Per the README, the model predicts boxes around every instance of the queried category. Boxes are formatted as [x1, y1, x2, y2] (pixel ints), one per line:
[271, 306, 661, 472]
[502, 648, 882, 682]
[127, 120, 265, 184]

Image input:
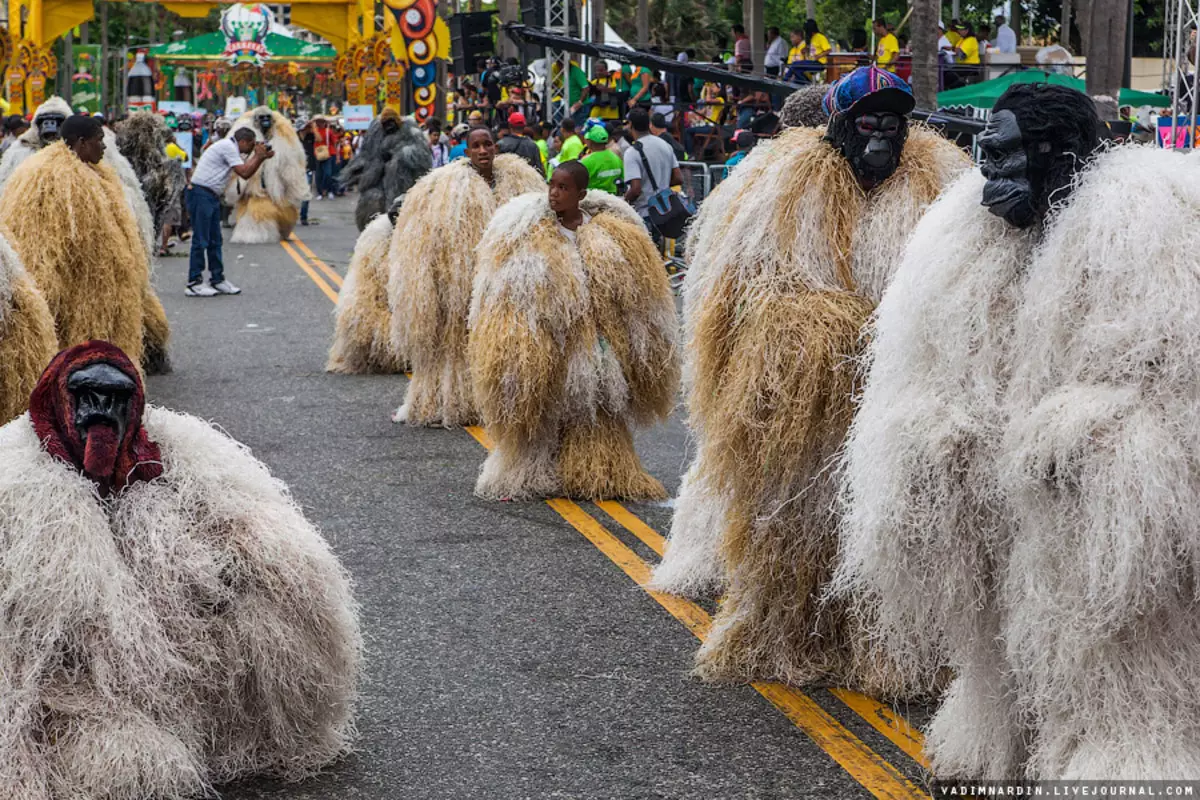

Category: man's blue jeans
[187, 186, 225, 285]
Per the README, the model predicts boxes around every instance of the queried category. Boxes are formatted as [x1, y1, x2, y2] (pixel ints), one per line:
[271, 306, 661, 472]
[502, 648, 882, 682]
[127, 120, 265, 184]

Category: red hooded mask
[30, 341, 163, 498]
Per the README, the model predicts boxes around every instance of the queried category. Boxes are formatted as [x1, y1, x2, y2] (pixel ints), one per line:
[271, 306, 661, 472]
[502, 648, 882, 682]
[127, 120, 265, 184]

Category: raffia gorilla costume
[0, 342, 362, 798]
[0, 103, 169, 373]
[778, 84, 830, 129]
[655, 68, 967, 696]
[116, 111, 188, 245]
[226, 107, 309, 243]
[339, 108, 432, 231]
[326, 197, 407, 374]
[0, 137, 158, 369]
[0, 236, 56, 424]
[836, 85, 1200, 778]
[388, 150, 546, 426]
[469, 185, 679, 500]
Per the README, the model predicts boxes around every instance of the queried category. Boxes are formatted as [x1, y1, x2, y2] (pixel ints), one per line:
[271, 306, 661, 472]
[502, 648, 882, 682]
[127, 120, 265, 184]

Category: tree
[909, 0, 939, 108]
[1080, 0, 1129, 119]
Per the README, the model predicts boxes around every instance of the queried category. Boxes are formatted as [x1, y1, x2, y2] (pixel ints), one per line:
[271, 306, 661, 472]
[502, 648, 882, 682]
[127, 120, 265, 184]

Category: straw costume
[388, 153, 545, 426]
[469, 188, 679, 500]
[226, 107, 309, 243]
[839, 84, 1200, 779]
[339, 108, 432, 231]
[0, 236, 56, 424]
[116, 111, 187, 245]
[327, 206, 405, 374]
[0, 141, 155, 367]
[682, 68, 967, 695]
[0, 342, 362, 799]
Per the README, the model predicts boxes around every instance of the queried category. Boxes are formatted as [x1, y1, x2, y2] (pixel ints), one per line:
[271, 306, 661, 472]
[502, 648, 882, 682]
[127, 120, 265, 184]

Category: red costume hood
[30, 341, 163, 497]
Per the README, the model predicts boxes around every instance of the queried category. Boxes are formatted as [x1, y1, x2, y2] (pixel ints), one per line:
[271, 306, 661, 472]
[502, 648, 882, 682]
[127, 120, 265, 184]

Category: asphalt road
[147, 194, 932, 800]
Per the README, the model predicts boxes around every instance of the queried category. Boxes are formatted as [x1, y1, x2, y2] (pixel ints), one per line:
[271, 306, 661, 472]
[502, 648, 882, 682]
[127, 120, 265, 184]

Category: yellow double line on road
[283, 233, 931, 799]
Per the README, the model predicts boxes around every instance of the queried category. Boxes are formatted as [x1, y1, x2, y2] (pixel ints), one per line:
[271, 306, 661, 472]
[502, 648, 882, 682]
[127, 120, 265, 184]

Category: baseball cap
[822, 66, 915, 118]
[508, 111, 527, 127]
[584, 126, 609, 143]
[468, 110, 484, 122]
[452, 123, 470, 137]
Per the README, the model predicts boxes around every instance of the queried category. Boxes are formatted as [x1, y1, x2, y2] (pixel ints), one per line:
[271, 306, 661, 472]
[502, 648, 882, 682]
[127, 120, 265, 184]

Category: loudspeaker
[449, 11, 497, 74]
[518, 0, 579, 35]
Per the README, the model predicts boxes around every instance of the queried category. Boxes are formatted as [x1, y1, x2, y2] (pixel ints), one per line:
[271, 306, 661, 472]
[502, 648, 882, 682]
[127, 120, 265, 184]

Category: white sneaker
[210, 280, 242, 295]
[185, 282, 218, 297]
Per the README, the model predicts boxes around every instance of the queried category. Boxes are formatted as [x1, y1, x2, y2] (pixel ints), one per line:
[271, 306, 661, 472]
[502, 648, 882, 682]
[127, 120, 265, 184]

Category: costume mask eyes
[855, 113, 902, 139]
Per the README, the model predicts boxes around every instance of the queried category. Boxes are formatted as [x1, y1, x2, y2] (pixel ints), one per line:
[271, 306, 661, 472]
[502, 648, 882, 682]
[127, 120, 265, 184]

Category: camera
[494, 64, 531, 87]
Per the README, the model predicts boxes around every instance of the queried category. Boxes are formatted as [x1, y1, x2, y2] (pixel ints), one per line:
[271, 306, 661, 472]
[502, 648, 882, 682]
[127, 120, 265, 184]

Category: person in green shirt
[533, 122, 552, 178]
[621, 64, 654, 109]
[580, 126, 623, 195]
[557, 118, 585, 162]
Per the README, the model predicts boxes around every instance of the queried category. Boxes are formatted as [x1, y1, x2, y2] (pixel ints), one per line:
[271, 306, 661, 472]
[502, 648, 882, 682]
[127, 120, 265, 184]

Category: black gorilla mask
[37, 112, 66, 142]
[67, 362, 135, 447]
[381, 117, 400, 136]
[827, 111, 907, 189]
[256, 113, 273, 134]
[979, 110, 1039, 228]
[979, 84, 1103, 229]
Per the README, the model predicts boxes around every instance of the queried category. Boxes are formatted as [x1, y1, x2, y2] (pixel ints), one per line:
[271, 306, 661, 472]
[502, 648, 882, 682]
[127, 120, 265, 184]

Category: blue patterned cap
[822, 66, 915, 118]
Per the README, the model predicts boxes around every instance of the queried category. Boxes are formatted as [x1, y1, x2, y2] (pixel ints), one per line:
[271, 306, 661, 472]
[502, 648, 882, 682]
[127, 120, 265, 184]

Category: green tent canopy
[149, 32, 335, 64]
[937, 70, 1171, 109]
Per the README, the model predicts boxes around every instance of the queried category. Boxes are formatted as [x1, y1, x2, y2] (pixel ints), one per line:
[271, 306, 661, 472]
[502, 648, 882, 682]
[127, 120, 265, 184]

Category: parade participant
[225, 106, 309, 243]
[0, 341, 361, 797]
[838, 84, 1200, 778]
[778, 84, 829, 129]
[338, 107, 432, 231]
[0, 115, 162, 368]
[0, 96, 156, 256]
[665, 67, 966, 695]
[327, 196, 406, 374]
[0, 235, 56, 424]
[388, 127, 544, 427]
[116, 112, 187, 259]
[469, 161, 678, 500]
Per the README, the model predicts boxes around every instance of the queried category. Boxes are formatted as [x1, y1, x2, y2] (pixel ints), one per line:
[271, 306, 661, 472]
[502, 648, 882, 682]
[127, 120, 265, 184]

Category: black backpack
[633, 140, 695, 239]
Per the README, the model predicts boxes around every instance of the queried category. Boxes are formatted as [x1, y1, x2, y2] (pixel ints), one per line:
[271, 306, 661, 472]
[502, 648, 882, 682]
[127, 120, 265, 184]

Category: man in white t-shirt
[622, 108, 684, 228]
[765, 27, 788, 77]
[995, 15, 1017, 53]
[186, 127, 273, 296]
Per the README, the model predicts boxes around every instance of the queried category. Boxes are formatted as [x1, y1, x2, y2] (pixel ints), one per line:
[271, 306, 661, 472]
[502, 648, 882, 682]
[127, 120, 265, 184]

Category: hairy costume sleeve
[469, 193, 590, 442]
[579, 205, 679, 423]
[1001, 146, 1200, 657]
[141, 408, 362, 781]
[0, 243, 57, 424]
[835, 170, 1034, 669]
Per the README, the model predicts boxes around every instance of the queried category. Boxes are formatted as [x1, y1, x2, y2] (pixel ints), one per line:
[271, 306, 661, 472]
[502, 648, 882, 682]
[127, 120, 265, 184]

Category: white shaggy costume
[838, 145, 1200, 778]
[226, 107, 309, 243]
[0, 345, 362, 798]
[327, 213, 405, 374]
[388, 154, 546, 427]
[680, 124, 967, 695]
[469, 191, 679, 500]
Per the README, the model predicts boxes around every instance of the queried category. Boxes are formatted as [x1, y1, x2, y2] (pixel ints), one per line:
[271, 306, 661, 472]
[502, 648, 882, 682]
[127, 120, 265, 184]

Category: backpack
[633, 140, 695, 239]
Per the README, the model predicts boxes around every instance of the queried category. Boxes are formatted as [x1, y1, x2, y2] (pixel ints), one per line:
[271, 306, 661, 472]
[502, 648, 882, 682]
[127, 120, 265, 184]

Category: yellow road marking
[831, 689, 930, 769]
[595, 500, 666, 557]
[281, 239, 339, 303]
[289, 234, 345, 288]
[291, 249, 931, 799]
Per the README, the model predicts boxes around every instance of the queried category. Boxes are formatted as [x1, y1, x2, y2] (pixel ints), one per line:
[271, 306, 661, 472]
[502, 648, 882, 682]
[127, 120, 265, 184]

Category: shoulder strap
[632, 141, 659, 193]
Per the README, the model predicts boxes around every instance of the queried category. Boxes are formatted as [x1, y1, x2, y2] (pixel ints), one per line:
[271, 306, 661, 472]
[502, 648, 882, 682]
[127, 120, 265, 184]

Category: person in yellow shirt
[165, 136, 188, 163]
[955, 23, 981, 64]
[788, 29, 808, 66]
[872, 18, 900, 71]
[804, 19, 832, 64]
[946, 19, 963, 46]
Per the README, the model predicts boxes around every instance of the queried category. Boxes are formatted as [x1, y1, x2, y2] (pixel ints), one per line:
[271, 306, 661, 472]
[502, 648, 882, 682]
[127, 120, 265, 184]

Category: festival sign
[343, 104, 374, 130]
[220, 4, 273, 68]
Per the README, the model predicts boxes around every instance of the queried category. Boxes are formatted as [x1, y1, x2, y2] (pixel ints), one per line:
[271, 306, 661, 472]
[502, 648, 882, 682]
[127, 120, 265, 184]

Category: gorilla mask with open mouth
[30, 341, 163, 497]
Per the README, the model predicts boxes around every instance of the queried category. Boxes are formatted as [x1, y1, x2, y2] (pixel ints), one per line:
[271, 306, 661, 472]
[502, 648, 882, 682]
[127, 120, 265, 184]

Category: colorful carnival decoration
[382, 0, 450, 122]
[220, 4, 274, 67]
